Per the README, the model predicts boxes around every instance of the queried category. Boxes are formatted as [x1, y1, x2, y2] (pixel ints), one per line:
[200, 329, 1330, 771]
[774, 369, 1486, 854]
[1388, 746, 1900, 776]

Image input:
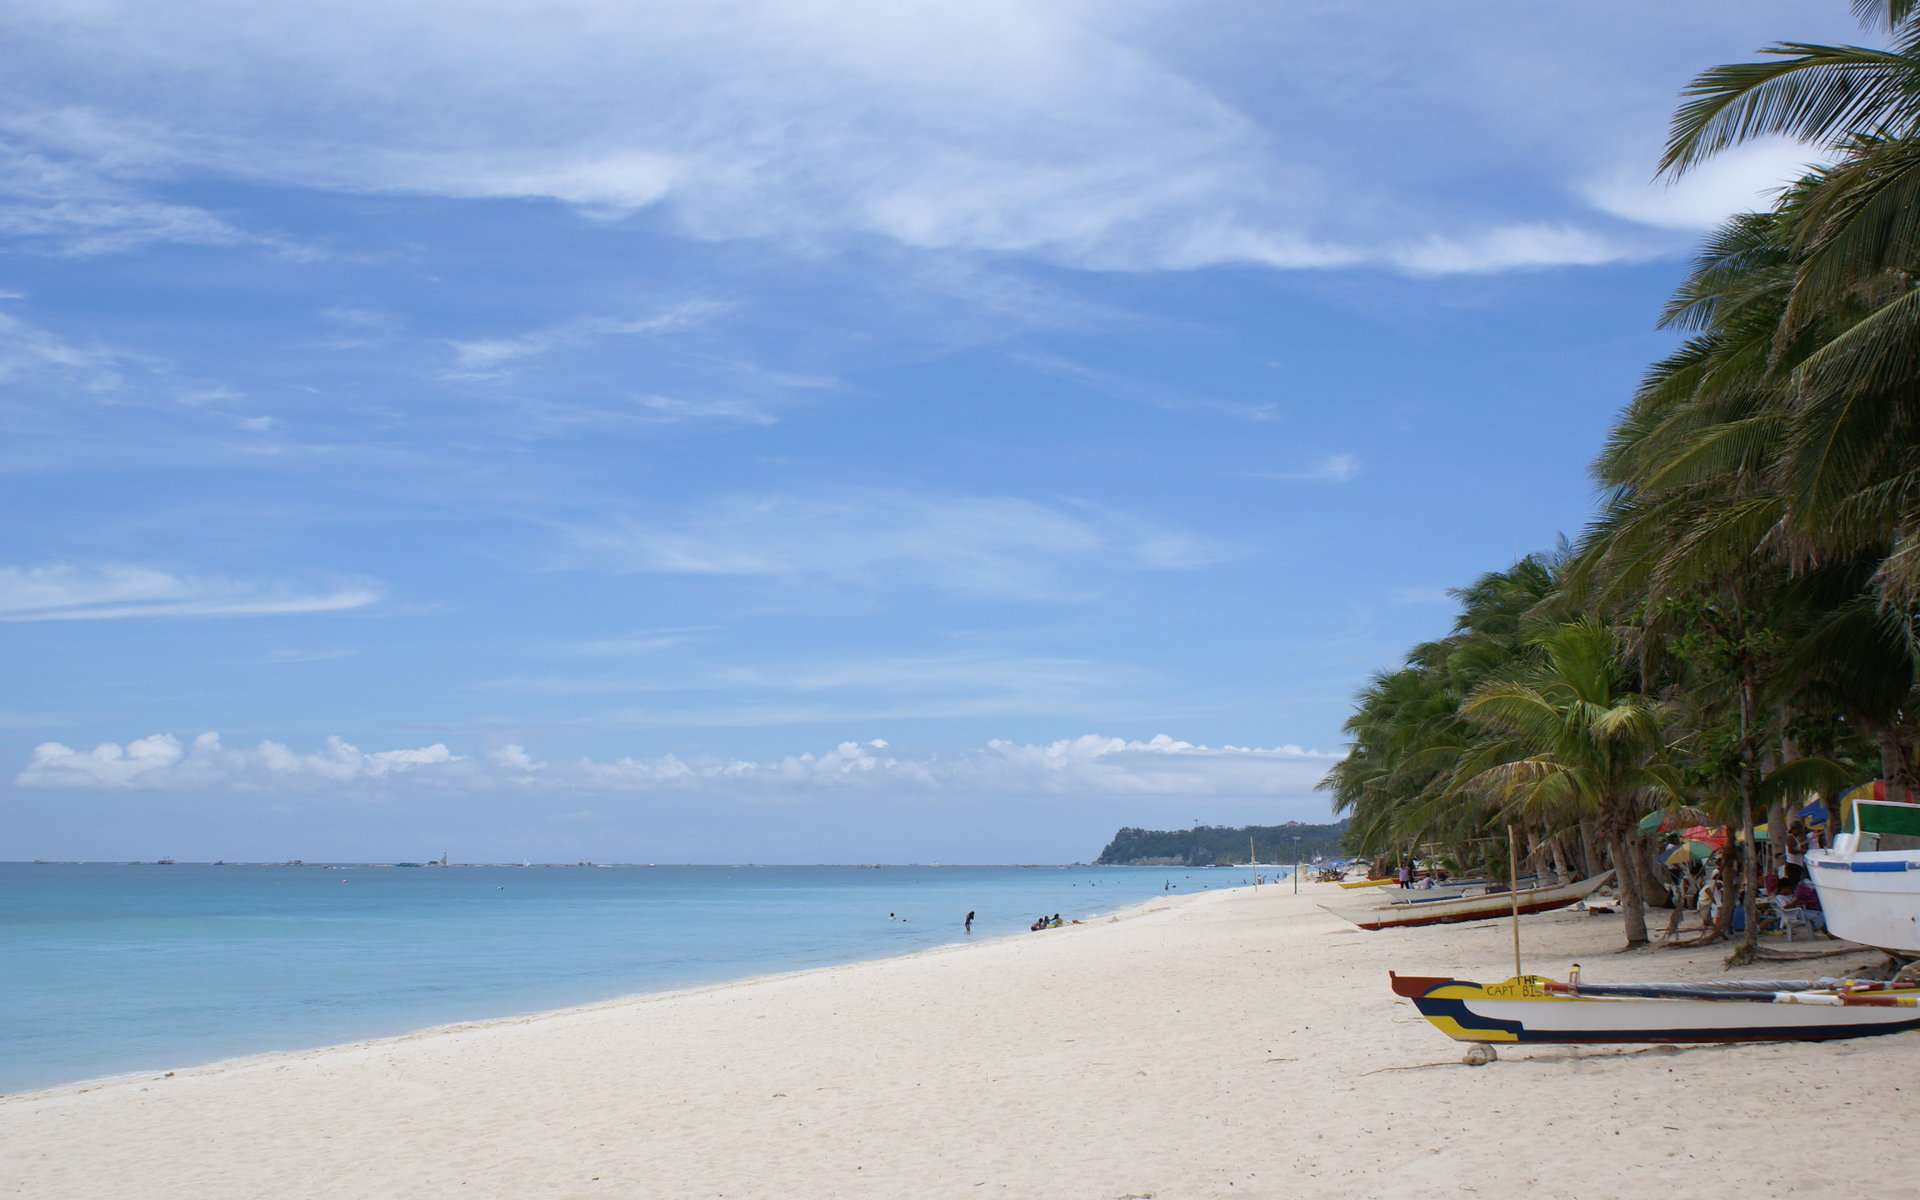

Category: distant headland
[1094, 821, 1349, 867]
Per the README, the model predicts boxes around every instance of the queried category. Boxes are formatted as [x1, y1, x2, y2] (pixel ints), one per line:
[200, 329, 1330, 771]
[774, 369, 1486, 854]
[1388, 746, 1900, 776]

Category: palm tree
[1659, 10, 1920, 605]
[1457, 618, 1682, 948]
[1321, 557, 1562, 868]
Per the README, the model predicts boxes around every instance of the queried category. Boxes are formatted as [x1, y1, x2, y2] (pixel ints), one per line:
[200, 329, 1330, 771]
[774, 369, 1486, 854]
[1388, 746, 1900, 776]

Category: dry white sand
[4, 880, 1913, 1199]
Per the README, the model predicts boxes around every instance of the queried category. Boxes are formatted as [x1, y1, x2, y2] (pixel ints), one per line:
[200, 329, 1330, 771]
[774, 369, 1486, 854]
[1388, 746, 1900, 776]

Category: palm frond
[1662, 44, 1920, 177]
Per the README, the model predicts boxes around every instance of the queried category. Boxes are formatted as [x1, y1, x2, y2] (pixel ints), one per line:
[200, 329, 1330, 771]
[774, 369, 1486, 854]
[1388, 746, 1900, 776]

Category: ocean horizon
[4, 860, 1290, 1094]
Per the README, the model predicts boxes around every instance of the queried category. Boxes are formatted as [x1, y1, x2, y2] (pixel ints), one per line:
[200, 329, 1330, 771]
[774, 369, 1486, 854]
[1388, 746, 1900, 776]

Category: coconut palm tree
[1321, 557, 1563, 866]
[1457, 618, 1683, 948]
[1659, 10, 1920, 603]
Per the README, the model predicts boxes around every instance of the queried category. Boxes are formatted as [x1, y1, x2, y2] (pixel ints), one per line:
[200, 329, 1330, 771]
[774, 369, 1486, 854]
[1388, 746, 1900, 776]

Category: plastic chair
[1766, 899, 1816, 941]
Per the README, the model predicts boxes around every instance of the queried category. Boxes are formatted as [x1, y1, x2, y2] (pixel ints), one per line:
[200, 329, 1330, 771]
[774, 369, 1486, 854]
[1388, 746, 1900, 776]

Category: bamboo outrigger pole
[1508, 824, 1522, 979]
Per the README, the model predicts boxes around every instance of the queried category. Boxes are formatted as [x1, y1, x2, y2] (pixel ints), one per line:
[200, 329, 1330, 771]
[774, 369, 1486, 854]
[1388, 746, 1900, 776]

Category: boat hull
[1808, 849, 1920, 955]
[1390, 974, 1920, 1044]
[1321, 873, 1609, 931]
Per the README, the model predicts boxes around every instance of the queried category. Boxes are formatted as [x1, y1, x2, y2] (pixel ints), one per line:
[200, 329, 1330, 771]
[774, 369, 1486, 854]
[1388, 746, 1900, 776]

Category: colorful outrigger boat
[1321, 872, 1611, 931]
[1809, 788, 1920, 956]
[1390, 971, 1920, 1044]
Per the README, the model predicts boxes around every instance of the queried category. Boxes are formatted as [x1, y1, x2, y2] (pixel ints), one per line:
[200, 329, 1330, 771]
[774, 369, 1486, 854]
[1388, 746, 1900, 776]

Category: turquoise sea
[3, 861, 1280, 1094]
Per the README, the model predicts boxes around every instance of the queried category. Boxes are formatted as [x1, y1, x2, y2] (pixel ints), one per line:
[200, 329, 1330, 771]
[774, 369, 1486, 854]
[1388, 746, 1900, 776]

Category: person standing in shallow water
[965, 910, 974, 933]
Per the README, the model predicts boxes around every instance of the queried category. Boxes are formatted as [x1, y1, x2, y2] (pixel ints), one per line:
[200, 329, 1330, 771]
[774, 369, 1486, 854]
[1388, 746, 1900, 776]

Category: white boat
[1321, 871, 1611, 931]
[1808, 793, 1920, 955]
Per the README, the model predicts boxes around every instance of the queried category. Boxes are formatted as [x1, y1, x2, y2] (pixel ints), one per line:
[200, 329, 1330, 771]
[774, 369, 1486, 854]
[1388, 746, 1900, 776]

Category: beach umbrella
[1637, 806, 1711, 836]
[1661, 824, 1728, 868]
[1662, 841, 1716, 866]
[1678, 825, 1727, 849]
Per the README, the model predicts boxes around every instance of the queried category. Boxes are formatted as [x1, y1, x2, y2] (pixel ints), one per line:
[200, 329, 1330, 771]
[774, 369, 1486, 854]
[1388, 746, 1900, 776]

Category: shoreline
[6, 882, 1205, 1103]
[5, 861, 1201, 1097]
[8, 881, 1913, 1198]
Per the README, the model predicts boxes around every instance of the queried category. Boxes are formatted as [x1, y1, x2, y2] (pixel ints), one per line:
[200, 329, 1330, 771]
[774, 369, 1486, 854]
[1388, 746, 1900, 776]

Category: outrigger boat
[1390, 971, 1920, 1044]
[1321, 871, 1611, 931]
[1809, 787, 1920, 955]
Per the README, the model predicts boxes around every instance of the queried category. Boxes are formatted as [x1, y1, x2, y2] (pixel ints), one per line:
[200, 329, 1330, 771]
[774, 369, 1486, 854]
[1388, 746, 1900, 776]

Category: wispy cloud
[1021, 352, 1278, 420]
[0, 310, 127, 389]
[481, 651, 1159, 724]
[445, 303, 726, 378]
[1254, 454, 1360, 484]
[1392, 224, 1647, 276]
[551, 628, 713, 658]
[17, 730, 1337, 800]
[0, 563, 382, 621]
[0, 113, 312, 256]
[263, 647, 359, 663]
[561, 488, 1227, 599]
[0, 307, 270, 430]
[3, 2, 1844, 274]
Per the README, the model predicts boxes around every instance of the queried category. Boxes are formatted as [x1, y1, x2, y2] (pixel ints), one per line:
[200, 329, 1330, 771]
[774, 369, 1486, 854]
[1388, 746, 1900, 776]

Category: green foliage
[1315, 5, 1920, 949]
[1094, 822, 1350, 866]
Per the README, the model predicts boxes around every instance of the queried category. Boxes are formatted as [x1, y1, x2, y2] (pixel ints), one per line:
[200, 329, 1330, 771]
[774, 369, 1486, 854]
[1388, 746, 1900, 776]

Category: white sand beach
[4, 880, 1912, 1199]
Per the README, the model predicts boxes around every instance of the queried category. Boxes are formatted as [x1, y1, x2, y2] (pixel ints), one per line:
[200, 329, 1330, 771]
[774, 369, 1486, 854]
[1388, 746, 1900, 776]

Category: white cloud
[714, 654, 1134, 696]
[0, 563, 381, 621]
[263, 648, 359, 663]
[17, 730, 1337, 800]
[553, 628, 713, 658]
[5, 1, 1848, 274]
[0, 111, 314, 255]
[18, 732, 459, 789]
[629, 394, 779, 426]
[0, 310, 125, 388]
[1393, 224, 1645, 276]
[445, 304, 724, 377]
[21, 732, 187, 786]
[482, 651, 1158, 724]
[1021, 352, 1279, 420]
[0, 308, 262, 421]
[1584, 138, 1820, 232]
[562, 489, 1227, 598]
[1258, 454, 1359, 483]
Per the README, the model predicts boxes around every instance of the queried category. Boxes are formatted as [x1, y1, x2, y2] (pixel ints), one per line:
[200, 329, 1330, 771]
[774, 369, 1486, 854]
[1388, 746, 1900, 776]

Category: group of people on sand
[1666, 817, 1830, 935]
[1395, 860, 1450, 889]
[1029, 913, 1064, 930]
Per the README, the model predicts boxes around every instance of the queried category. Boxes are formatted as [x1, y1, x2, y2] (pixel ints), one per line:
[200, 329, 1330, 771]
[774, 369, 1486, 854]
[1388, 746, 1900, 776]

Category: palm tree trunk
[1737, 676, 1761, 959]
[1604, 799, 1649, 947]
[1881, 727, 1915, 802]
[1765, 733, 1786, 883]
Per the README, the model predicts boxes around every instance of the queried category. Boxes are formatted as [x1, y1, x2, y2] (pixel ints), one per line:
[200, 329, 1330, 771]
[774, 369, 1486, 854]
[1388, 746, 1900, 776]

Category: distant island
[1094, 821, 1350, 867]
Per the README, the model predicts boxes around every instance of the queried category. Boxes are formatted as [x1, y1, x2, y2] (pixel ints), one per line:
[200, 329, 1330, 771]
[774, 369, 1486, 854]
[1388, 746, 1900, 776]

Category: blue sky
[2, 1, 1866, 863]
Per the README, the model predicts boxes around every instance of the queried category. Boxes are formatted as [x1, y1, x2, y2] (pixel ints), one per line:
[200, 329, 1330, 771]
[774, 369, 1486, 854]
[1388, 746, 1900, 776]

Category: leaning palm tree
[1321, 556, 1563, 865]
[1457, 618, 1683, 948]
